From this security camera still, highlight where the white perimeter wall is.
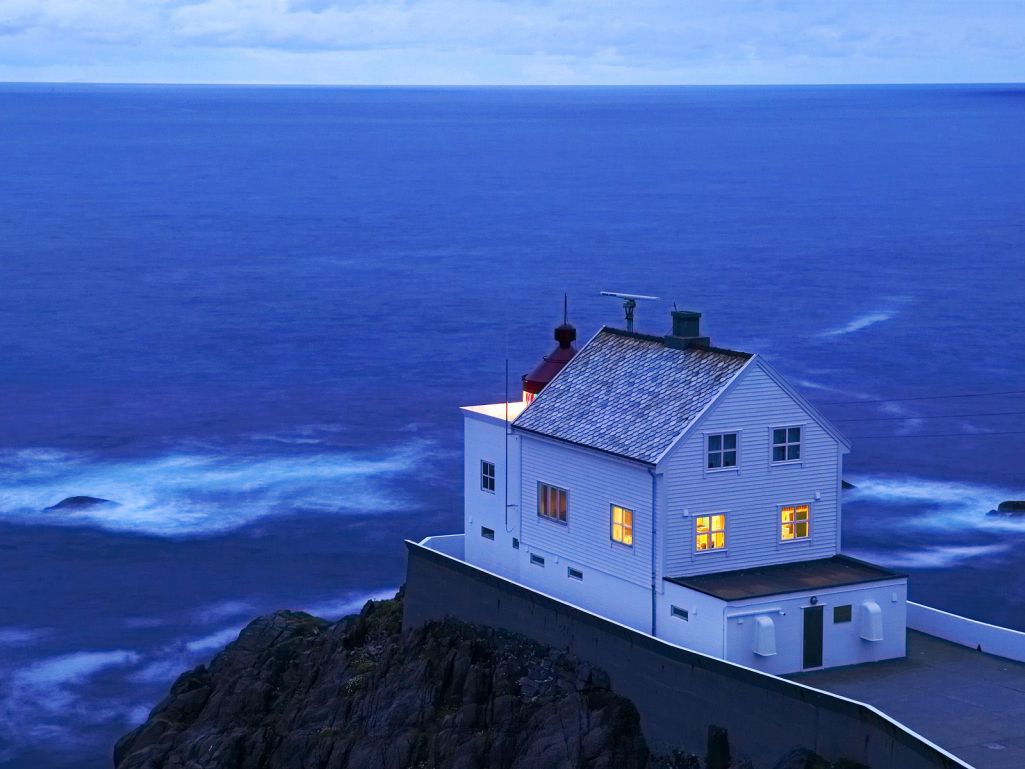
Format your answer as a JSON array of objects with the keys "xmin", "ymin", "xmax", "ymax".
[{"xmin": 908, "ymin": 601, "xmax": 1025, "ymax": 662}]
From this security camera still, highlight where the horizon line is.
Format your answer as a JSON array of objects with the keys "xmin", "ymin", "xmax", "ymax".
[{"xmin": 3, "ymin": 80, "xmax": 1025, "ymax": 89}]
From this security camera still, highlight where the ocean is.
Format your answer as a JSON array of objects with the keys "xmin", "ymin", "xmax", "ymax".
[{"xmin": 0, "ymin": 83, "xmax": 1023, "ymax": 768}]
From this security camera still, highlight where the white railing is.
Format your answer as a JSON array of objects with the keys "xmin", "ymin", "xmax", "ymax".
[
  {"xmin": 418, "ymin": 533, "xmax": 465, "ymax": 559},
  {"xmin": 908, "ymin": 601, "xmax": 1025, "ymax": 662}
]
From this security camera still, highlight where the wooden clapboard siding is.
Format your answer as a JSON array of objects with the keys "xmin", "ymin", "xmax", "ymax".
[
  {"xmin": 520, "ymin": 434, "xmax": 653, "ymax": 588},
  {"xmin": 660, "ymin": 361, "xmax": 842, "ymax": 578}
]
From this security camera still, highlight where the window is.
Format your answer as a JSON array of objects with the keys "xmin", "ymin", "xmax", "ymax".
[
  {"xmin": 707, "ymin": 432, "xmax": 738, "ymax": 470},
  {"xmin": 833, "ymin": 604, "xmax": 852, "ymax": 623},
  {"xmin": 695, "ymin": 514, "xmax": 726, "ymax": 551},
  {"xmin": 512, "ymin": 537, "xmax": 519, "ymax": 549},
  {"xmin": 671, "ymin": 605, "xmax": 689, "ymax": 621},
  {"xmin": 481, "ymin": 461, "xmax": 496, "ymax": 492},
  {"xmin": 611, "ymin": 505, "xmax": 634, "ymax": 545},
  {"xmin": 480, "ymin": 526, "xmax": 495, "ymax": 540},
  {"xmin": 530, "ymin": 553, "xmax": 545, "ymax": 567},
  {"xmin": 567, "ymin": 567, "xmax": 583, "ymax": 581},
  {"xmin": 537, "ymin": 482, "xmax": 568, "ymax": 523},
  {"xmin": 780, "ymin": 504, "xmax": 810, "ymax": 541},
  {"xmin": 772, "ymin": 426, "xmax": 802, "ymax": 463}
]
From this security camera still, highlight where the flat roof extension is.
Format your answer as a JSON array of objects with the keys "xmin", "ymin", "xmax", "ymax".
[{"xmin": 666, "ymin": 555, "xmax": 904, "ymax": 601}]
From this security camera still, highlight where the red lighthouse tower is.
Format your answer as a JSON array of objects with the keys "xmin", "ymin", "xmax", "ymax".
[{"xmin": 521, "ymin": 297, "xmax": 577, "ymax": 403}]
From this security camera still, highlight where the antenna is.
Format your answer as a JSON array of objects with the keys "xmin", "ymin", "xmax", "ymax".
[
  {"xmin": 563, "ymin": 293, "xmax": 568, "ymax": 325},
  {"xmin": 600, "ymin": 291, "xmax": 659, "ymax": 333}
]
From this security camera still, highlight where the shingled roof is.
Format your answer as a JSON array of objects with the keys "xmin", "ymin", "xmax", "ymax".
[{"xmin": 513, "ymin": 327, "xmax": 753, "ymax": 464}]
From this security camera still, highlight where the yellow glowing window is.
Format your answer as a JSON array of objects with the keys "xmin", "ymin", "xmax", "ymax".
[
  {"xmin": 695, "ymin": 514, "xmax": 726, "ymax": 551},
  {"xmin": 611, "ymin": 505, "xmax": 634, "ymax": 546},
  {"xmin": 780, "ymin": 504, "xmax": 810, "ymax": 540}
]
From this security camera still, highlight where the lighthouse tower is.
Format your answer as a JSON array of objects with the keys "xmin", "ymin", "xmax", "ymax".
[{"xmin": 521, "ymin": 298, "xmax": 577, "ymax": 403}]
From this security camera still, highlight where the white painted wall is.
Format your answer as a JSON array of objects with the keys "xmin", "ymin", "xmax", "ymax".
[
  {"xmin": 658, "ymin": 581, "xmax": 727, "ymax": 656},
  {"xmin": 519, "ymin": 433, "xmax": 654, "ymax": 589},
  {"xmin": 724, "ymin": 579, "xmax": 907, "ymax": 675},
  {"xmin": 463, "ymin": 410, "xmax": 521, "ymax": 580},
  {"xmin": 514, "ymin": 543, "xmax": 653, "ymax": 631},
  {"xmin": 908, "ymin": 601, "xmax": 1025, "ymax": 662},
  {"xmin": 660, "ymin": 361, "xmax": 843, "ymax": 578}
]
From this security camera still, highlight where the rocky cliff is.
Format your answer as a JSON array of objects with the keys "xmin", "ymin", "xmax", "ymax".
[{"xmin": 114, "ymin": 593, "xmax": 860, "ymax": 769}]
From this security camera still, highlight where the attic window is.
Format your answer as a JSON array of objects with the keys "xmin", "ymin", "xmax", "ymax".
[
  {"xmin": 772, "ymin": 426, "xmax": 802, "ymax": 463},
  {"xmin": 707, "ymin": 432, "xmax": 738, "ymax": 470}
]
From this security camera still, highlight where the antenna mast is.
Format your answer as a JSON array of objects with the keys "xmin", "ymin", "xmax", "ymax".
[{"xmin": 600, "ymin": 291, "xmax": 659, "ymax": 333}]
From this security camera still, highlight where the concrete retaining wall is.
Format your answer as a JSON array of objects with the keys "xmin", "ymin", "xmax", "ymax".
[
  {"xmin": 404, "ymin": 539, "xmax": 971, "ymax": 769},
  {"xmin": 908, "ymin": 601, "xmax": 1025, "ymax": 663}
]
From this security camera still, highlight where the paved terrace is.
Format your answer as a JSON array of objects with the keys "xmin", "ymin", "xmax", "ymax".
[{"xmin": 793, "ymin": 631, "xmax": 1025, "ymax": 769}]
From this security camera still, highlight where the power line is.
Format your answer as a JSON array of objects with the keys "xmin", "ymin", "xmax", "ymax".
[
  {"xmin": 833, "ymin": 409, "xmax": 1025, "ymax": 423},
  {"xmin": 848, "ymin": 429, "xmax": 1025, "ymax": 440},
  {"xmin": 815, "ymin": 388, "xmax": 1025, "ymax": 406}
]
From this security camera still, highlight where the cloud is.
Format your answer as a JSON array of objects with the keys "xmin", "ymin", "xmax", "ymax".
[{"xmin": 0, "ymin": 1, "xmax": 1023, "ymax": 84}]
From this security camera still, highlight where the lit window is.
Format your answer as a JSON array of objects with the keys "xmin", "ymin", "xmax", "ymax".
[
  {"xmin": 611, "ymin": 504, "xmax": 634, "ymax": 546},
  {"xmin": 481, "ymin": 461, "xmax": 496, "ymax": 492},
  {"xmin": 695, "ymin": 514, "xmax": 726, "ymax": 551},
  {"xmin": 537, "ymin": 482, "xmax": 568, "ymax": 523},
  {"xmin": 772, "ymin": 426, "xmax": 801, "ymax": 462},
  {"xmin": 780, "ymin": 504, "xmax": 810, "ymax": 540},
  {"xmin": 707, "ymin": 432, "xmax": 738, "ymax": 470}
]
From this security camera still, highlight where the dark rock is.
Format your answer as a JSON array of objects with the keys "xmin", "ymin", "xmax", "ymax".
[
  {"xmin": 990, "ymin": 500, "xmax": 1025, "ymax": 515},
  {"xmin": 44, "ymin": 496, "xmax": 117, "ymax": 512},
  {"xmin": 114, "ymin": 594, "xmax": 650, "ymax": 769},
  {"xmin": 770, "ymin": 747, "xmax": 864, "ymax": 769},
  {"xmin": 706, "ymin": 725, "xmax": 731, "ymax": 769},
  {"xmin": 840, "ymin": 480, "xmax": 855, "ymax": 490}
]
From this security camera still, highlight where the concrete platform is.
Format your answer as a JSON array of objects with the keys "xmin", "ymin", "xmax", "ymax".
[{"xmin": 792, "ymin": 631, "xmax": 1025, "ymax": 769}]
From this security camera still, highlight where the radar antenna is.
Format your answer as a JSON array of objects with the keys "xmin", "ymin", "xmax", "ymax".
[{"xmin": 600, "ymin": 291, "xmax": 659, "ymax": 333}]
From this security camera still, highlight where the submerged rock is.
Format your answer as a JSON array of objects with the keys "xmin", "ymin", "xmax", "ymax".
[{"xmin": 44, "ymin": 496, "xmax": 117, "ymax": 512}]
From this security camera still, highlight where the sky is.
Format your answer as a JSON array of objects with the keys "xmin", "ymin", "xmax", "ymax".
[{"xmin": 1, "ymin": 1, "xmax": 1024, "ymax": 86}]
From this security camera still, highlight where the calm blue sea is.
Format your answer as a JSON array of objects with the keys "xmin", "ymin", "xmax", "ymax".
[{"xmin": 1, "ymin": 84, "xmax": 1024, "ymax": 768}]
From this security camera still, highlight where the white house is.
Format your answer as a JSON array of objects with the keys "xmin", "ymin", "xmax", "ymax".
[{"xmin": 460, "ymin": 308, "xmax": 907, "ymax": 675}]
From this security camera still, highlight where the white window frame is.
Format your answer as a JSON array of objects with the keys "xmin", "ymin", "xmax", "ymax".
[
  {"xmin": 694, "ymin": 512, "xmax": 728, "ymax": 554},
  {"xmin": 537, "ymin": 482, "xmax": 568, "ymax": 524},
  {"xmin": 770, "ymin": 424, "xmax": 804, "ymax": 465},
  {"xmin": 481, "ymin": 460, "xmax": 496, "ymax": 493},
  {"xmin": 778, "ymin": 501, "xmax": 812, "ymax": 543},
  {"xmin": 704, "ymin": 430, "xmax": 740, "ymax": 473}
]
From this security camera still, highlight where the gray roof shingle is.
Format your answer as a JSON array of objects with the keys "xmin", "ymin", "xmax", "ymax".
[{"xmin": 513, "ymin": 328, "xmax": 752, "ymax": 464}]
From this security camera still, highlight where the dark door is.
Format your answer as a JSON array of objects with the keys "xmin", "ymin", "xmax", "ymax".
[{"xmin": 803, "ymin": 605, "xmax": 824, "ymax": 669}]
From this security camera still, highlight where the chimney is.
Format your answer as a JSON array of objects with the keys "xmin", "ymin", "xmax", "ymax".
[
  {"xmin": 522, "ymin": 297, "xmax": 577, "ymax": 403},
  {"xmin": 664, "ymin": 309, "xmax": 710, "ymax": 349}
]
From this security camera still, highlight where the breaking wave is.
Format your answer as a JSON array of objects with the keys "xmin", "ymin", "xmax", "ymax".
[
  {"xmin": 0, "ymin": 443, "xmax": 425, "ymax": 537},
  {"xmin": 846, "ymin": 474, "xmax": 1025, "ymax": 533},
  {"xmin": 846, "ymin": 544, "xmax": 1011, "ymax": 569},
  {"xmin": 819, "ymin": 310, "xmax": 896, "ymax": 337}
]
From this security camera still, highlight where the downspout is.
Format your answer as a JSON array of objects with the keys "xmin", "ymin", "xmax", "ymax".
[{"xmin": 648, "ymin": 467, "xmax": 658, "ymax": 637}]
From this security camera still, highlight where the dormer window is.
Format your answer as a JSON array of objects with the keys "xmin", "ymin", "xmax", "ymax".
[
  {"xmin": 772, "ymin": 426, "xmax": 802, "ymax": 463},
  {"xmin": 706, "ymin": 432, "xmax": 738, "ymax": 470}
]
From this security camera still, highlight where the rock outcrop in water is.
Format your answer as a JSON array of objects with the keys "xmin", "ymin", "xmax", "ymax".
[
  {"xmin": 114, "ymin": 593, "xmax": 863, "ymax": 769},
  {"xmin": 988, "ymin": 500, "xmax": 1025, "ymax": 516},
  {"xmin": 44, "ymin": 495, "xmax": 117, "ymax": 512}
]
